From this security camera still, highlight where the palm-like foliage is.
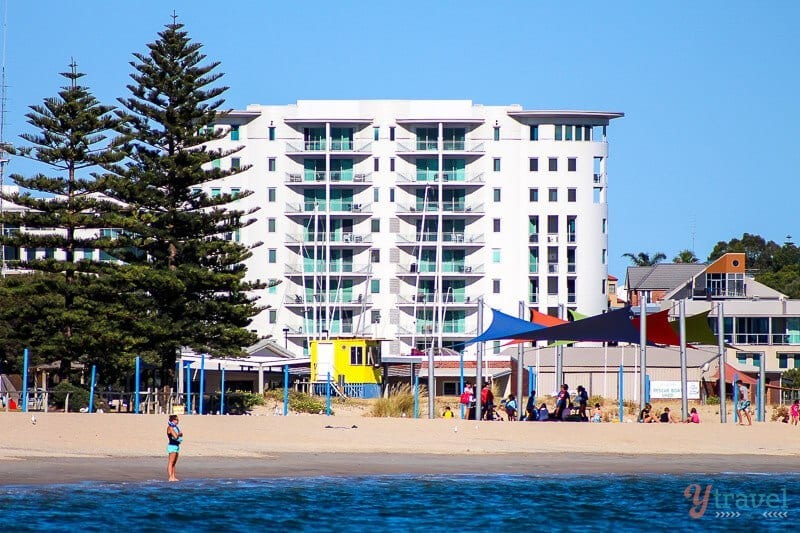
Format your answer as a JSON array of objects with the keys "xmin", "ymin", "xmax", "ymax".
[
  {"xmin": 673, "ymin": 249, "xmax": 699, "ymax": 263},
  {"xmin": 622, "ymin": 251, "xmax": 667, "ymax": 266}
]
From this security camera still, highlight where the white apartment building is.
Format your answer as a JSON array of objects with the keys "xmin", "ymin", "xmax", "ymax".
[{"xmin": 204, "ymin": 100, "xmax": 623, "ymax": 357}]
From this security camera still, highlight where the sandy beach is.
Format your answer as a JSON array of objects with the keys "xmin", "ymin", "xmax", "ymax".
[{"xmin": 3, "ymin": 412, "xmax": 800, "ymax": 484}]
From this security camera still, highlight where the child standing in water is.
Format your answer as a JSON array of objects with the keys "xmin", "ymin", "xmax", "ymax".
[{"xmin": 167, "ymin": 414, "xmax": 183, "ymax": 482}]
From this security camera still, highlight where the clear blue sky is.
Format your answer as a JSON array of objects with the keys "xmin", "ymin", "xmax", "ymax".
[{"xmin": 3, "ymin": 1, "xmax": 798, "ymax": 278}]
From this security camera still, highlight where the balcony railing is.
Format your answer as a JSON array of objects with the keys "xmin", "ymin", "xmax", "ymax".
[
  {"xmin": 567, "ymin": 233, "xmax": 576, "ymax": 243},
  {"xmin": 692, "ymin": 287, "xmax": 747, "ymax": 299},
  {"xmin": 395, "ymin": 171, "xmax": 485, "ymax": 184},
  {"xmin": 395, "ymin": 233, "xmax": 484, "ymax": 244},
  {"xmin": 397, "ymin": 201, "xmax": 482, "ymax": 214},
  {"xmin": 567, "ymin": 293, "xmax": 576, "ymax": 304},
  {"xmin": 529, "ymin": 293, "xmax": 539, "ymax": 304},
  {"xmin": 285, "ymin": 171, "xmax": 373, "ymax": 183},
  {"xmin": 443, "ymin": 140, "xmax": 484, "ymax": 152},
  {"xmin": 285, "ymin": 202, "xmax": 371, "ymax": 214},
  {"xmin": 529, "ymin": 234, "xmax": 539, "ymax": 243},
  {"xmin": 285, "ymin": 232, "xmax": 372, "ymax": 244},
  {"xmin": 398, "ymin": 263, "xmax": 484, "ymax": 274},
  {"xmin": 395, "ymin": 140, "xmax": 484, "ymax": 153},
  {"xmin": 285, "ymin": 262, "xmax": 372, "ymax": 275},
  {"xmin": 398, "ymin": 292, "xmax": 476, "ymax": 304},
  {"xmin": 567, "ymin": 262, "xmax": 576, "ymax": 273},
  {"xmin": 285, "ymin": 293, "xmax": 372, "ymax": 305},
  {"xmin": 285, "ymin": 139, "xmax": 373, "ymax": 153},
  {"xmin": 529, "ymin": 264, "xmax": 539, "ymax": 274},
  {"xmin": 548, "ymin": 264, "xmax": 559, "ymax": 274}
]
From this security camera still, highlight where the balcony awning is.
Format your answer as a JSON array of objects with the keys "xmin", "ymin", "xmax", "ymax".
[
  {"xmin": 507, "ymin": 110, "xmax": 623, "ymax": 122},
  {"xmin": 283, "ymin": 118, "xmax": 373, "ymax": 124},
  {"xmin": 395, "ymin": 118, "xmax": 484, "ymax": 124}
]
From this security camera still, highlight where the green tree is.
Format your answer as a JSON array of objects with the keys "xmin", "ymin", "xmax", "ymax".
[
  {"xmin": 781, "ymin": 368, "xmax": 800, "ymax": 389},
  {"xmin": 101, "ymin": 20, "xmax": 265, "ymax": 375},
  {"xmin": 673, "ymin": 249, "xmax": 699, "ymax": 263},
  {"xmin": 0, "ymin": 64, "xmax": 140, "ymax": 381},
  {"xmin": 707, "ymin": 233, "xmax": 780, "ymax": 273},
  {"xmin": 622, "ymin": 251, "xmax": 666, "ymax": 266}
]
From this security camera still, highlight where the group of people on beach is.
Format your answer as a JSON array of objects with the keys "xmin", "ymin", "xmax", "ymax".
[
  {"xmin": 454, "ymin": 382, "xmax": 598, "ymax": 422},
  {"xmin": 637, "ymin": 403, "xmax": 699, "ymax": 423}
]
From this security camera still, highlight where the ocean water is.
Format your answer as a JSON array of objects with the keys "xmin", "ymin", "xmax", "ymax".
[{"xmin": 2, "ymin": 473, "xmax": 798, "ymax": 532}]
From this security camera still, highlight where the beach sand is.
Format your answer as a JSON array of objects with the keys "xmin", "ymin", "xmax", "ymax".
[{"xmin": 3, "ymin": 412, "xmax": 800, "ymax": 484}]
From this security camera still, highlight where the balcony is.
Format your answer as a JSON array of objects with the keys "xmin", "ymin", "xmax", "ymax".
[
  {"xmin": 395, "ymin": 171, "xmax": 485, "ymax": 185},
  {"xmin": 284, "ymin": 171, "xmax": 373, "ymax": 184},
  {"xmin": 396, "ymin": 263, "xmax": 483, "ymax": 275},
  {"xmin": 395, "ymin": 233, "xmax": 484, "ymax": 245},
  {"xmin": 285, "ymin": 233, "xmax": 372, "ymax": 245},
  {"xmin": 397, "ymin": 293, "xmax": 477, "ymax": 305},
  {"xmin": 285, "ymin": 262, "xmax": 372, "ymax": 276},
  {"xmin": 284, "ymin": 202, "xmax": 371, "ymax": 214},
  {"xmin": 442, "ymin": 140, "xmax": 485, "ymax": 153},
  {"xmin": 285, "ymin": 293, "xmax": 372, "ymax": 305},
  {"xmin": 285, "ymin": 139, "xmax": 372, "ymax": 154},
  {"xmin": 396, "ymin": 201, "xmax": 483, "ymax": 215}
]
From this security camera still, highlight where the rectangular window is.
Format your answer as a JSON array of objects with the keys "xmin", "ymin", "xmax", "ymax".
[
  {"xmin": 371, "ymin": 310, "xmax": 381, "ymax": 324},
  {"xmin": 230, "ymin": 125, "xmax": 239, "ymax": 141},
  {"xmin": 530, "ymin": 125, "xmax": 539, "ymax": 141},
  {"xmin": 548, "ymin": 158, "xmax": 557, "ymax": 171},
  {"xmin": 268, "ymin": 188, "xmax": 276, "ymax": 202},
  {"xmin": 602, "ymin": 218, "xmax": 607, "ymax": 233},
  {"xmin": 268, "ymin": 218, "xmax": 276, "ymax": 232},
  {"xmin": 548, "ymin": 188, "xmax": 558, "ymax": 202},
  {"xmin": 585, "ymin": 126, "xmax": 592, "ymax": 141},
  {"xmin": 370, "ymin": 279, "xmax": 380, "ymax": 294},
  {"xmin": 529, "ymin": 158, "xmax": 538, "ymax": 172},
  {"xmin": 389, "ymin": 188, "xmax": 395, "ymax": 202},
  {"xmin": 492, "ymin": 249, "xmax": 501, "ymax": 263},
  {"xmin": 269, "ymin": 309, "xmax": 277, "ymax": 324},
  {"xmin": 568, "ymin": 158, "xmax": 576, "ymax": 172},
  {"xmin": 493, "ymin": 341, "xmax": 501, "ymax": 355},
  {"xmin": 374, "ymin": 158, "xmax": 380, "ymax": 172},
  {"xmin": 778, "ymin": 354, "xmax": 789, "ymax": 369},
  {"xmin": 493, "ymin": 158, "xmax": 501, "ymax": 172},
  {"xmin": 268, "ymin": 126, "xmax": 275, "ymax": 141},
  {"xmin": 371, "ymin": 218, "xmax": 380, "ymax": 233},
  {"xmin": 350, "ymin": 346, "xmax": 364, "ymax": 366},
  {"xmin": 554, "ymin": 125, "xmax": 563, "ymax": 141},
  {"xmin": 547, "ymin": 215, "xmax": 559, "ymax": 233},
  {"xmin": 268, "ymin": 158, "xmax": 276, "ymax": 171},
  {"xmin": 493, "ymin": 219, "xmax": 501, "ymax": 232},
  {"xmin": 491, "ymin": 280, "xmax": 501, "ymax": 295},
  {"xmin": 370, "ymin": 249, "xmax": 380, "ymax": 263},
  {"xmin": 529, "ymin": 188, "xmax": 539, "ymax": 202},
  {"xmin": 568, "ymin": 188, "xmax": 576, "ymax": 202},
  {"xmin": 602, "ymin": 249, "xmax": 607, "ymax": 264},
  {"xmin": 231, "ymin": 157, "xmax": 241, "ymax": 170},
  {"xmin": 374, "ymin": 127, "xmax": 380, "ymax": 141},
  {"xmin": 593, "ymin": 187, "xmax": 602, "ymax": 203},
  {"xmin": 493, "ymin": 127, "xmax": 500, "ymax": 141},
  {"xmin": 268, "ymin": 249, "xmax": 277, "ymax": 263},
  {"xmin": 389, "ymin": 126, "xmax": 395, "ymax": 141},
  {"xmin": 373, "ymin": 188, "xmax": 380, "ymax": 202},
  {"xmin": 565, "ymin": 125, "xmax": 573, "ymax": 141},
  {"xmin": 213, "ymin": 158, "xmax": 220, "ymax": 169},
  {"xmin": 575, "ymin": 126, "xmax": 582, "ymax": 141},
  {"xmin": 230, "ymin": 187, "xmax": 240, "ymax": 198},
  {"xmin": 493, "ymin": 188, "xmax": 501, "ymax": 202},
  {"xmin": 548, "ymin": 276, "xmax": 558, "ymax": 295},
  {"xmin": 602, "ymin": 279, "xmax": 606, "ymax": 294},
  {"xmin": 211, "ymin": 188, "xmax": 221, "ymax": 197},
  {"xmin": 390, "ymin": 158, "xmax": 395, "ymax": 171}
]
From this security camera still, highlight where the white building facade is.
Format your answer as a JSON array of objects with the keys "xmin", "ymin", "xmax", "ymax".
[{"xmin": 204, "ymin": 100, "xmax": 623, "ymax": 357}]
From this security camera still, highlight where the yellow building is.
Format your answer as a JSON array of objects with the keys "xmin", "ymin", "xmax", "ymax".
[{"xmin": 310, "ymin": 338, "xmax": 383, "ymax": 398}]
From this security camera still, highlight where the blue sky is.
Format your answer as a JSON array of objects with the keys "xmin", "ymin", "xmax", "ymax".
[{"xmin": 2, "ymin": 1, "xmax": 798, "ymax": 278}]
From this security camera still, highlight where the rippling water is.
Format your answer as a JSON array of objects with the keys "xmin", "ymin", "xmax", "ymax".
[{"xmin": 2, "ymin": 473, "xmax": 798, "ymax": 532}]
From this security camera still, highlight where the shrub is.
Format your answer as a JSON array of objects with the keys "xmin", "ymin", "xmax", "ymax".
[
  {"xmin": 51, "ymin": 381, "xmax": 103, "ymax": 412},
  {"xmin": 370, "ymin": 383, "xmax": 424, "ymax": 418},
  {"xmin": 588, "ymin": 395, "xmax": 605, "ymax": 407},
  {"xmin": 706, "ymin": 395, "xmax": 720, "ymax": 405},
  {"xmin": 207, "ymin": 391, "xmax": 265, "ymax": 415},
  {"xmin": 771, "ymin": 405, "xmax": 789, "ymax": 422},
  {"xmin": 265, "ymin": 389, "xmax": 326, "ymax": 414}
]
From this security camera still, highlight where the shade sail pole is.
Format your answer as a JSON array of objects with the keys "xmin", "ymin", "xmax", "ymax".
[
  {"xmin": 555, "ymin": 304, "xmax": 564, "ymax": 388},
  {"xmin": 718, "ymin": 303, "xmax": 727, "ymax": 423},
  {"xmin": 516, "ymin": 300, "xmax": 524, "ymax": 420},
  {"xmin": 475, "ymin": 297, "xmax": 483, "ymax": 421},
  {"xmin": 679, "ymin": 299, "xmax": 688, "ymax": 420},
  {"xmin": 639, "ymin": 291, "xmax": 647, "ymax": 412}
]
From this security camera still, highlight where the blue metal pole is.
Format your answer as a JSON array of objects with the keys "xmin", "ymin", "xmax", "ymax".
[
  {"xmin": 459, "ymin": 352, "xmax": 464, "ymax": 419},
  {"xmin": 134, "ymin": 356, "xmax": 141, "ymax": 414},
  {"xmin": 185, "ymin": 363, "xmax": 191, "ymax": 415},
  {"xmin": 220, "ymin": 367, "xmax": 226, "ymax": 415},
  {"xmin": 326, "ymin": 371, "xmax": 331, "ymax": 416},
  {"xmin": 21, "ymin": 348, "xmax": 29, "ymax": 413},
  {"xmin": 88, "ymin": 365, "xmax": 96, "ymax": 413},
  {"xmin": 735, "ymin": 372, "xmax": 741, "ymax": 423},
  {"xmin": 618, "ymin": 365, "xmax": 624, "ymax": 422},
  {"xmin": 758, "ymin": 354, "xmax": 765, "ymax": 422},
  {"xmin": 645, "ymin": 374, "xmax": 651, "ymax": 404},
  {"xmin": 199, "ymin": 354, "xmax": 205, "ymax": 415},
  {"xmin": 528, "ymin": 365, "xmax": 534, "ymax": 395},
  {"xmin": 414, "ymin": 374, "xmax": 419, "ymax": 419},
  {"xmin": 283, "ymin": 364, "xmax": 289, "ymax": 416},
  {"xmin": 532, "ymin": 371, "xmax": 537, "ymax": 398}
]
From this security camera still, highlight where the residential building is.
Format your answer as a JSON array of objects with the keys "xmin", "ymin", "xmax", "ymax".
[{"xmin": 202, "ymin": 100, "xmax": 623, "ymax": 358}]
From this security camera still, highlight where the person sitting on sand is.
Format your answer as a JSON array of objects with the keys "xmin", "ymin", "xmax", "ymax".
[
  {"xmin": 525, "ymin": 393, "xmax": 537, "ymax": 421},
  {"xmin": 538, "ymin": 403, "xmax": 549, "ymax": 421},
  {"xmin": 638, "ymin": 403, "xmax": 658, "ymax": 423},
  {"xmin": 166, "ymin": 414, "xmax": 183, "ymax": 482},
  {"xmin": 442, "ymin": 406, "xmax": 454, "ymax": 418},
  {"xmin": 791, "ymin": 399, "xmax": 799, "ymax": 426},
  {"xmin": 591, "ymin": 403, "xmax": 603, "ymax": 423},
  {"xmin": 659, "ymin": 407, "xmax": 677, "ymax": 423},
  {"xmin": 561, "ymin": 402, "xmax": 573, "ymax": 421},
  {"xmin": 684, "ymin": 407, "xmax": 700, "ymax": 424},
  {"xmin": 554, "ymin": 384, "xmax": 570, "ymax": 420}
]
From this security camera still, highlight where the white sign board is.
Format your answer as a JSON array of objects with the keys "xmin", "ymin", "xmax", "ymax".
[{"xmin": 650, "ymin": 381, "xmax": 700, "ymax": 400}]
